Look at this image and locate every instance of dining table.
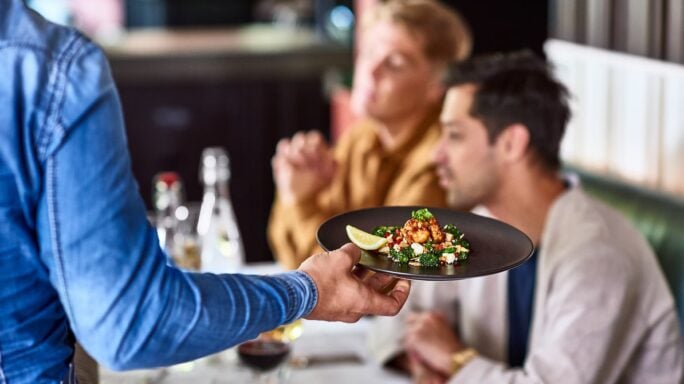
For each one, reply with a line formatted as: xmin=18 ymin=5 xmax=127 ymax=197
xmin=99 ymin=263 xmax=411 ymax=384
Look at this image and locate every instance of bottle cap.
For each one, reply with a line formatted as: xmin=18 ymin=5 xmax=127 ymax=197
xmin=200 ymin=147 xmax=231 ymax=185
xmin=153 ymin=171 xmax=184 ymax=211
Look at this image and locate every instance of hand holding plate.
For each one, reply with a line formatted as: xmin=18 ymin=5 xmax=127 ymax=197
xmin=299 ymin=243 xmax=411 ymax=322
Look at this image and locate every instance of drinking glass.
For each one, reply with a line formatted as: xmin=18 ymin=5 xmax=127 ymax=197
xmin=171 ymin=203 xmax=202 ymax=271
xmin=237 ymin=320 xmax=302 ymax=383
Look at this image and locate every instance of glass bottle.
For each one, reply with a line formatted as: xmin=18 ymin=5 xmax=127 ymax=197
xmin=197 ymin=147 xmax=245 ymax=273
xmin=153 ymin=171 xmax=184 ymax=263
xmin=153 ymin=172 xmax=201 ymax=270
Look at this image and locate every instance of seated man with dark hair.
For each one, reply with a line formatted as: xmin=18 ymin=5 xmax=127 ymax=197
xmin=370 ymin=52 xmax=684 ymax=383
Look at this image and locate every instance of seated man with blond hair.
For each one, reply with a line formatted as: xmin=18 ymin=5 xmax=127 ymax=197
xmin=269 ymin=0 xmax=472 ymax=269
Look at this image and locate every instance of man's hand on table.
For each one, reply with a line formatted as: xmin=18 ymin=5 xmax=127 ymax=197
xmin=404 ymin=311 xmax=465 ymax=376
xmin=299 ymin=243 xmax=411 ymax=322
xmin=408 ymin=351 xmax=449 ymax=384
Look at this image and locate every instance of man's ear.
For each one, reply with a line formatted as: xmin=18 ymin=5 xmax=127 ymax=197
xmin=495 ymin=123 xmax=530 ymax=163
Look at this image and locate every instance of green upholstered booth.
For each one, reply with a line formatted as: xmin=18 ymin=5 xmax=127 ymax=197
xmin=574 ymin=169 xmax=684 ymax=332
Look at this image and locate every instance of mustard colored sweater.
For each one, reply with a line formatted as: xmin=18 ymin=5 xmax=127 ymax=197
xmin=268 ymin=113 xmax=447 ymax=269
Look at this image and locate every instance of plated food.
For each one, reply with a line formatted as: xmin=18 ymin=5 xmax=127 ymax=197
xmin=347 ymin=208 xmax=470 ymax=267
xmin=320 ymin=206 xmax=532 ymax=280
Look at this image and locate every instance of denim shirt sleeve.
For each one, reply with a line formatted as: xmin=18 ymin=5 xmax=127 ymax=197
xmin=36 ymin=38 xmax=317 ymax=370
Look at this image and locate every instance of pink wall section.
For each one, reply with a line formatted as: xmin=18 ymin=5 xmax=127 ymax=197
xmin=329 ymin=0 xmax=379 ymax=142
xmin=70 ymin=0 xmax=123 ymax=39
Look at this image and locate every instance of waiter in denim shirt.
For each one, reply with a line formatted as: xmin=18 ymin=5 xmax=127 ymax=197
xmin=0 ymin=2 xmax=411 ymax=383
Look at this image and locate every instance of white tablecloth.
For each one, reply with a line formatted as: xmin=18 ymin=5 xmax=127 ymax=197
xmin=100 ymin=264 xmax=410 ymax=384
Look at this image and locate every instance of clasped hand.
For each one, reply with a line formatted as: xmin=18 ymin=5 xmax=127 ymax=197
xmin=402 ymin=311 xmax=465 ymax=381
xmin=272 ymin=131 xmax=336 ymax=205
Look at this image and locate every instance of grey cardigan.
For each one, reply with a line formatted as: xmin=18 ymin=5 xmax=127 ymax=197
xmin=370 ymin=188 xmax=683 ymax=383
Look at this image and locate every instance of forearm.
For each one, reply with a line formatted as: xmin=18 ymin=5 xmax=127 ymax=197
xmin=46 ymin=137 xmax=318 ymax=369
xmin=44 ymin=169 xmax=316 ymax=369
xmin=92 ymin=261 xmax=316 ymax=370
xmin=41 ymin=47 xmax=318 ymax=369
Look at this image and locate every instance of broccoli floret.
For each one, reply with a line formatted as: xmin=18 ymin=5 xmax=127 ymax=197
xmin=389 ymin=247 xmax=401 ymax=261
xmin=390 ymin=246 xmax=413 ymax=263
xmin=443 ymin=224 xmax=462 ymax=237
xmin=419 ymin=251 xmax=440 ymax=267
xmin=411 ymin=208 xmax=434 ymax=221
xmin=423 ymin=241 xmax=434 ymax=252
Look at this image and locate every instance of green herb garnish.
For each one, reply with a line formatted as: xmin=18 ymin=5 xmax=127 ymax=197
xmin=372 ymin=225 xmax=400 ymax=237
xmin=443 ymin=224 xmax=462 ymax=237
xmin=411 ymin=208 xmax=434 ymax=221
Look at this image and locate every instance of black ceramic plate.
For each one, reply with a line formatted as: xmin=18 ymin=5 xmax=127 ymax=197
xmin=316 ymin=206 xmax=534 ymax=281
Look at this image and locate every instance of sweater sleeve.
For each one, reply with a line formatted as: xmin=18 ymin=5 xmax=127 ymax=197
xmin=267 ymin=126 xmax=359 ymax=270
xmin=450 ymin=244 xmax=643 ymax=384
xmin=267 ymin=197 xmax=330 ymax=270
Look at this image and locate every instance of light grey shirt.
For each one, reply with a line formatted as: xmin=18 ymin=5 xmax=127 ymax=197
xmin=370 ymin=188 xmax=683 ymax=383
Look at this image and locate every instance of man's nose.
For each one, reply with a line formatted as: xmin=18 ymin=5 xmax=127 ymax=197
xmin=432 ymin=142 xmax=445 ymax=164
xmin=367 ymin=59 xmax=383 ymax=82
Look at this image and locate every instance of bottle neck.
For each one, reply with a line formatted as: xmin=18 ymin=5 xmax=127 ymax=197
xmin=203 ymin=181 xmax=230 ymax=200
xmin=155 ymin=193 xmax=182 ymax=227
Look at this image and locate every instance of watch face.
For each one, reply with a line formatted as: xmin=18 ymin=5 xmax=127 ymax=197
xmin=451 ymin=348 xmax=478 ymax=373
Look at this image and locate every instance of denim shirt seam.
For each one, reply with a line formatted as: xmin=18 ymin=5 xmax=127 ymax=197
xmin=0 ymin=41 xmax=59 ymax=56
xmin=0 ymin=345 xmax=6 ymax=384
xmin=282 ymin=275 xmax=298 ymax=322
xmin=46 ymin=156 xmax=78 ymax=330
xmin=37 ymin=32 xmax=84 ymax=163
xmin=293 ymin=271 xmax=318 ymax=317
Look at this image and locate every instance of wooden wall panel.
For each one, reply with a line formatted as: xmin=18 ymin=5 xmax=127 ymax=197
xmin=550 ymin=0 xmax=682 ymax=64
xmin=662 ymin=75 xmax=684 ymax=196
xmin=547 ymin=39 xmax=684 ymax=198
xmin=666 ymin=0 xmax=684 ymax=63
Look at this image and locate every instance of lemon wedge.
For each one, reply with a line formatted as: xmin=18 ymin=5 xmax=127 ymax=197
xmin=346 ymin=225 xmax=388 ymax=250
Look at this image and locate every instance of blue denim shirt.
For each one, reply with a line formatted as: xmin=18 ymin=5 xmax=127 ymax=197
xmin=0 ymin=2 xmax=317 ymax=382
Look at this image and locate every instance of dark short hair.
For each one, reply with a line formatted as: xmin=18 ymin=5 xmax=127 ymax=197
xmin=444 ymin=51 xmax=571 ymax=170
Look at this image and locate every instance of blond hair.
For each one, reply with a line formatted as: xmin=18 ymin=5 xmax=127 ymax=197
xmin=362 ymin=0 xmax=472 ymax=63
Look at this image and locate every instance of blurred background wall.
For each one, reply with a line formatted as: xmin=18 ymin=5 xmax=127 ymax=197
xmin=548 ymin=0 xmax=684 ymax=196
xmin=550 ymin=0 xmax=684 ymax=63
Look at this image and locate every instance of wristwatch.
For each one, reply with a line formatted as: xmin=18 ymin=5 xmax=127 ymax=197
xmin=451 ymin=347 xmax=478 ymax=375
